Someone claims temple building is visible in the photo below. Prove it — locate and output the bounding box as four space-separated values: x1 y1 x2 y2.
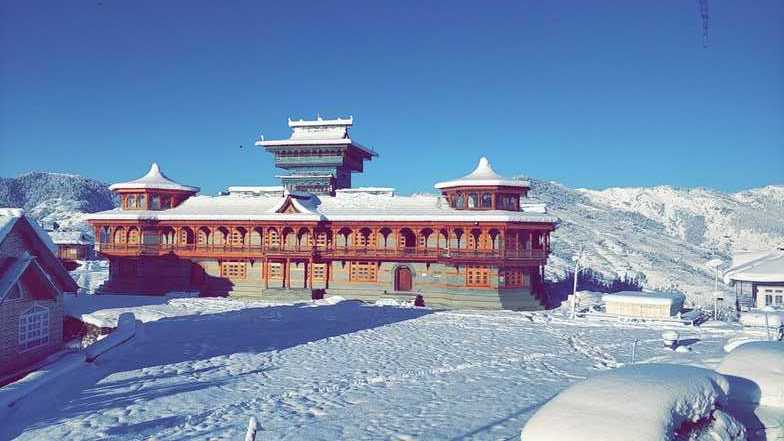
87 117 558 310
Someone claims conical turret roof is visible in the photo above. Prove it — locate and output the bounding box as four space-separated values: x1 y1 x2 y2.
434 157 529 189
109 163 200 192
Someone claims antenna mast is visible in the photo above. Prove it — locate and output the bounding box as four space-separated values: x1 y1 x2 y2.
698 0 709 47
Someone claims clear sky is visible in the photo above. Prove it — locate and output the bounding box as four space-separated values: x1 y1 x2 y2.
1 1 782 196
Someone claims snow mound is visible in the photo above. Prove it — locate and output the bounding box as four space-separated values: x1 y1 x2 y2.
718 341 784 408
717 342 784 440
520 364 744 441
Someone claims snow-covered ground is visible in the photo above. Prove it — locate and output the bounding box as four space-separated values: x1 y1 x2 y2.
1 296 765 441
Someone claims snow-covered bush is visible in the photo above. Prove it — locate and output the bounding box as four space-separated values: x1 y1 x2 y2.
520 364 745 441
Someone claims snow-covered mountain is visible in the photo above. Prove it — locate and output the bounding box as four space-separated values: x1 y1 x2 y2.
533 180 784 302
0 172 117 238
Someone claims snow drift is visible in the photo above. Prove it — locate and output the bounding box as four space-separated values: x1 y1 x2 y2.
520 363 745 441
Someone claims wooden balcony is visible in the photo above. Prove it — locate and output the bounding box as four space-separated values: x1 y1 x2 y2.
95 242 549 264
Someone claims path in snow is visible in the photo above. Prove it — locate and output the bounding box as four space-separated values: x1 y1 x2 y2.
1 298 740 440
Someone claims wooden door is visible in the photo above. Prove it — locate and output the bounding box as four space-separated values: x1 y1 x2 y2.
395 267 412 292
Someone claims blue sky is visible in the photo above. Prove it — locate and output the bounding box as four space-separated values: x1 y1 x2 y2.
1 1 782 195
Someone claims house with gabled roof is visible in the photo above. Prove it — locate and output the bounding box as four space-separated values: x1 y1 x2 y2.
0 209 79 378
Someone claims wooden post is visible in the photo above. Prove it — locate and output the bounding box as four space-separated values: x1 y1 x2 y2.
325 261 330 289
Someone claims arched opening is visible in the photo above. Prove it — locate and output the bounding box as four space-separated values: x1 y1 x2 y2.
197 227 210 247
379 227 393 249
230 227 247 247
160 227 176 246
281 227 296 250
113 227 126 244
337 227 352 248
179 227 195 246
398 228 416 249
214 227 229 247
355 227 373 248
127 227 140 245
394 266 413 292
266 227 280 248
296 227 311 249
452 228 464 249
419 228 434 248
250 227 263 247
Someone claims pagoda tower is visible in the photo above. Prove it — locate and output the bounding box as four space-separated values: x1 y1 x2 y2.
256 116 377 195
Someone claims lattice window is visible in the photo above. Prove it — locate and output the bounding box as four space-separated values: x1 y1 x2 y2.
230 230 244 247
501 269 524 288
349 261 377 282
315 232 328 248
267 230 280 248
19 305 50 351
353 231 375 247
197 229 209 246
465 265 490 287
268 263 282 279
221 261 247 280
312 263 327 281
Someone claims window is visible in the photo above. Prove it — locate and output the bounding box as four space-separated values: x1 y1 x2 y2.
127 195 136 209
138 194 146 209
481 193 492 208
267 230 280 248
312 263 327 281
349 261 377 282
161 197 172 209
221 261 247 280
776 295 783 305
353 231 374 247
315 232 328 248
456 194 465 209
467 193 478 208
765 295 773 306
230 230 244 247
268 262 282 279
151 195 161 210
501 269 524 288
465 265 490 287
19 306 50 351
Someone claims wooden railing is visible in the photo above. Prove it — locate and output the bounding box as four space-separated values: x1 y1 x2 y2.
95 242 549 262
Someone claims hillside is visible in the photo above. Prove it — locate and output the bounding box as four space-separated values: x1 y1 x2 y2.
0 172 117 238
533 180 784 302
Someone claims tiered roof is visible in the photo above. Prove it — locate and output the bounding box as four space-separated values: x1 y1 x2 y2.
257 116 377 157
434 157 529 189
109 163 200 193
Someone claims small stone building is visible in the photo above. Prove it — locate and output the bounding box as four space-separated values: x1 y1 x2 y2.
602 291 686 319
0 209 79 378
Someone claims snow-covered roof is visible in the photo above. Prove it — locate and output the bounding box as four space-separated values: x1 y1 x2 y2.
723 249 784 284
434 157 530 189
48 231 91 245
257 116 377 157
108 163 200 193
602 290 686 306
0 208 57 254
87 192 558 223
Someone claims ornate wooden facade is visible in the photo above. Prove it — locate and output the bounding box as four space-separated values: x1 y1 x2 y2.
88 118 558 310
